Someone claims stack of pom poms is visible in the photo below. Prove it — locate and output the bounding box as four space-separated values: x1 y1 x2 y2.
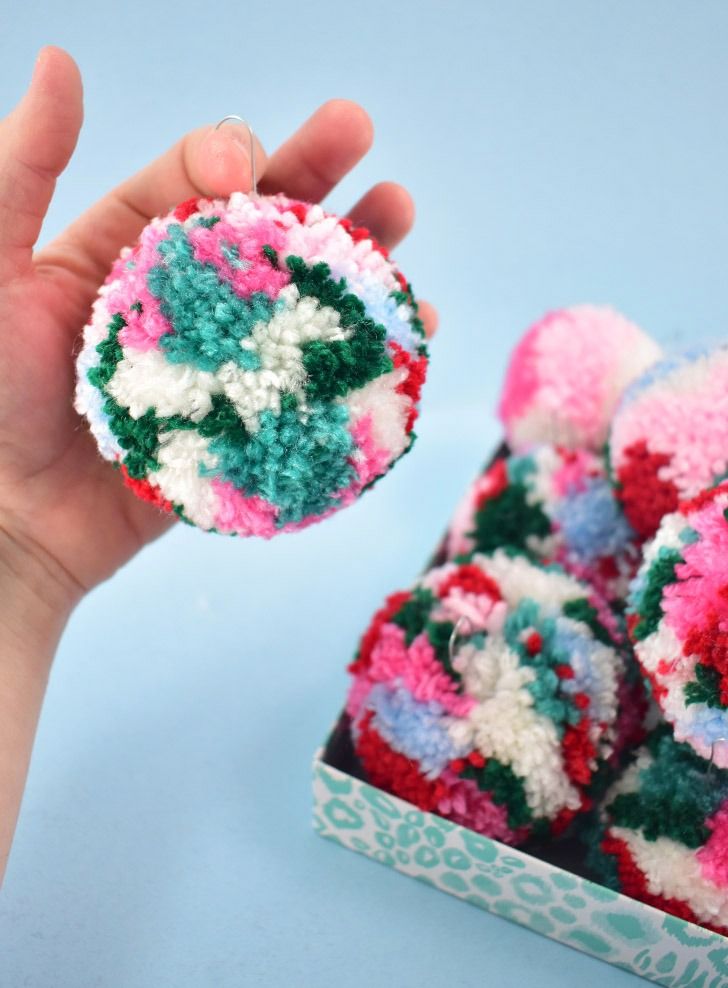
343 306 656 842
75 191 428 537
342 301 728 934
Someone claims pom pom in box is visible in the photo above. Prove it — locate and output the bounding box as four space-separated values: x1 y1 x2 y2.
313 306 728 985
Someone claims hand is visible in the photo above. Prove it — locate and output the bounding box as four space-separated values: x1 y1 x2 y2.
0 46 438 607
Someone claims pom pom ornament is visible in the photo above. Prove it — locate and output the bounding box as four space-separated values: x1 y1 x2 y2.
75 183 427 536
610 348 728 540
346 551 638 846
498 306 660 453
593 726 728 935
628 481 728 766
445 444 640 608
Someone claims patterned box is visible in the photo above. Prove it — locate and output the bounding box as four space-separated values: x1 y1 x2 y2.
313 717 728 986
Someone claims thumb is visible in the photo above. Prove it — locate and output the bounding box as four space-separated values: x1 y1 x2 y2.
0 46 83 284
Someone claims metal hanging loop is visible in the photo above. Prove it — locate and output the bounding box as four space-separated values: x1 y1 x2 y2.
707 738 728 782
214 115 258 197
448 614 474 667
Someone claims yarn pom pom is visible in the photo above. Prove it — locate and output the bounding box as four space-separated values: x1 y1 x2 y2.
346 551 635 845
592 726 728 935
445 444 639 609
498 306 660 453
75 192 427 536
610 348 728 540
628 481 728 766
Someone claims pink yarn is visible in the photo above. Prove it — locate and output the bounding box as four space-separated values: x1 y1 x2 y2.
550 448 599 498
662 492 728 643
498 306 660 451
187 217 289 299
108 223 175 351
498 320 542 423
698 802 728 887
359 622 474 718
610 351 728 504
437 769 528 845
350 414 392 488
212 479 280 538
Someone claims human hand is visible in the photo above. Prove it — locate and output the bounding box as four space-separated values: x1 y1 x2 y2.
0 46 437 610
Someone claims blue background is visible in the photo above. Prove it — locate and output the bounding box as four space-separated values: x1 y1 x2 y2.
1 1 727 984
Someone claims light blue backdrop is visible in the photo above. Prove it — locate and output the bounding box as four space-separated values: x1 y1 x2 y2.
2 2 727 985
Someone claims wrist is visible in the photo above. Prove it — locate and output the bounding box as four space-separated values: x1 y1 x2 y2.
0 521 82 650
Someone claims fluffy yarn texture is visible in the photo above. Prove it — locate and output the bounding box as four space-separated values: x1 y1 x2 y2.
610 348 728 540
346 551 637 846
498 306 661 453
592 726 728 935
445 444 640 609
627 481 728 766
75 192 428 536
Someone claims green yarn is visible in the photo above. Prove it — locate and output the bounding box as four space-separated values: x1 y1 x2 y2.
426 619 462 685
206 397 355 525
87 313 126 390
390 588 436 644
685 662 726 709
631 547 684 642
562 598 613 647
472 475 551 555
282 254 393 401
302 330 391 402
147 223 271 372
388 590 463 684
504 599 573 730
606 727 728 848
262 244 279 269
461 758 533 829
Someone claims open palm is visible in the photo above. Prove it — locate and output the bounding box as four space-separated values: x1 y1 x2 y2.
0 47 436 599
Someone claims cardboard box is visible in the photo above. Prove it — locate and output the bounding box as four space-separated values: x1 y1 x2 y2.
313 714 728 986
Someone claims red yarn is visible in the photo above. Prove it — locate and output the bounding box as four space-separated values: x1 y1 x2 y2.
120 467 173 513
561 717 596 786
680 480 728 515
526 632 543 656
394 270 408 292
355 711 446 812
337 216 390 258
555 664 575 680
438 563 502 602
551 796 592 837
390 341 428 433
600 834 728 936
475 458 510 510
684 612 728 704
173 198 201 222
347 591 411 675
617 440 680 539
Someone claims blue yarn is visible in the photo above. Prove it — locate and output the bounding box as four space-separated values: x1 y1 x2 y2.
552 621 609 721
616 347 714 413
676 704 728 751
553 477 635 563
367 683 465 778
147 223 272 372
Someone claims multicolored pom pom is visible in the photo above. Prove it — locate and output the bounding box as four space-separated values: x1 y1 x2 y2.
445 444 640 608
610 348 728 540
628 481 728 766
498 306 660 453
75 192 428 536
593 726 728 935
347 551 636 845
